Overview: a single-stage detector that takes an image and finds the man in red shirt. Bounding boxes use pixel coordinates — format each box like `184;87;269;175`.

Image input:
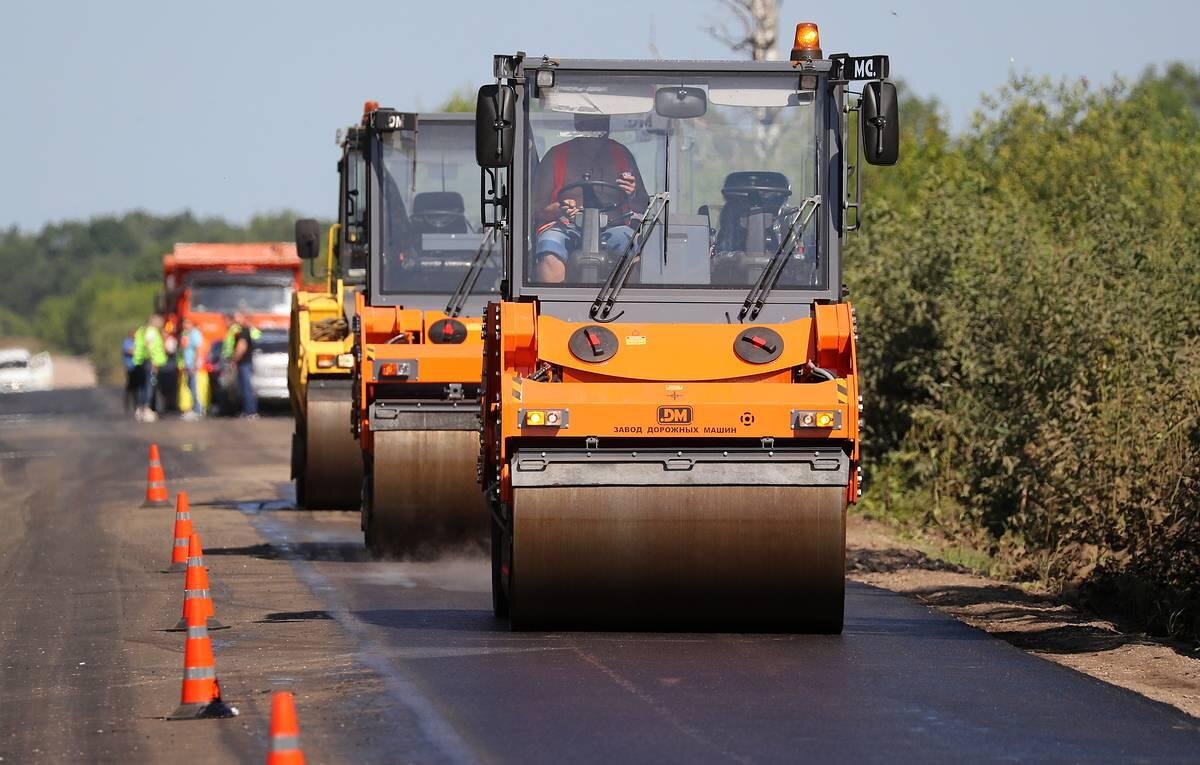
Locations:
532;114;650;283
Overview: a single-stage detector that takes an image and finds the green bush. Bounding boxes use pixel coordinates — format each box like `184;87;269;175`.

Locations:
850;68;1200;642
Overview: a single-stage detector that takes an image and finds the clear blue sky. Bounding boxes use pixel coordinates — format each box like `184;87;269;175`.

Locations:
2;0;1196;231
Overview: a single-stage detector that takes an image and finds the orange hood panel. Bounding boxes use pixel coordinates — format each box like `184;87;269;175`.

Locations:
535;316;814;382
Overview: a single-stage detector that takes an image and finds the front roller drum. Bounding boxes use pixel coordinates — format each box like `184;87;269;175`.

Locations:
506;485;846;631
297;396;363;509
366;430;487;556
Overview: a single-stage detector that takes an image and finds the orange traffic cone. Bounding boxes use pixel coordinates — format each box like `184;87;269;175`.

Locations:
169;533;229;631
266;691;307;764
168;581;238;720
165;492;193;573
143;443;170;507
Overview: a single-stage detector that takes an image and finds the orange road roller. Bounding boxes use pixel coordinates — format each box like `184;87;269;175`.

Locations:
474;27;899;628
352;107;499;555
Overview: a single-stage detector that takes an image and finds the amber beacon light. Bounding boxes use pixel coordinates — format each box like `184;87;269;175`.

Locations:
790;23;821;61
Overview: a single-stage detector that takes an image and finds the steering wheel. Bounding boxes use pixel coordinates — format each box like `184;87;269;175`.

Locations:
558;179;626;213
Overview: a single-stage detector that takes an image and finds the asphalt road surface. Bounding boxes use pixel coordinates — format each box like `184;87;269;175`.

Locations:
2;388;1198;763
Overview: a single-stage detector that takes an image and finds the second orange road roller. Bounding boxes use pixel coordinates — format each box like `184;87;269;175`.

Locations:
474;25;899;628
352;107;499;555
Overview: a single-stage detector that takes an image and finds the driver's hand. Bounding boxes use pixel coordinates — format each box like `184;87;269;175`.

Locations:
559;198;582;221
616;172;636;197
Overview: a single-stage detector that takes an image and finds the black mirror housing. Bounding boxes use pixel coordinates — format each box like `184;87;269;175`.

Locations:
861;81;899;166
476;84;516;168
294;218;321;260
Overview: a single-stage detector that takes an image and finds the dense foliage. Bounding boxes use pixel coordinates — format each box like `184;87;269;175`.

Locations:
849;65;1200;642
0;211;299;381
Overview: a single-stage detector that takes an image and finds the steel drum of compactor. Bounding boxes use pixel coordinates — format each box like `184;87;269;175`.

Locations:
368;429;487;555
301;394;363;509
508;485;846;630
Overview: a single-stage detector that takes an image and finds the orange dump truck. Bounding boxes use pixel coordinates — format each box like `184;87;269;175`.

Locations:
160;242;302;408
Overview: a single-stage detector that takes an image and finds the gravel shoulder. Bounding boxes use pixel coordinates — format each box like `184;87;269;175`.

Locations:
847;514;1200;718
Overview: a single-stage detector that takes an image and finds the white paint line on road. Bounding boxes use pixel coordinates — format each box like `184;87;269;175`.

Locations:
0;450;55;460
244;510;480;765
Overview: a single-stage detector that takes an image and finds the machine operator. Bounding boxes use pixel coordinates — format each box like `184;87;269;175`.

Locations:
532;113;649;283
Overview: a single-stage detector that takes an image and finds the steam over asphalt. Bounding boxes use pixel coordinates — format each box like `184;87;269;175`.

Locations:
1;388;1198;763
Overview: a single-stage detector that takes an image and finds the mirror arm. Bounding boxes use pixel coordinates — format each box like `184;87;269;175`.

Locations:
870;115;887;156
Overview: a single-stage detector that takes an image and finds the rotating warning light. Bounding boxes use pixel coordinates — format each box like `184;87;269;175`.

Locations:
363;100;380;116
790;23;821;62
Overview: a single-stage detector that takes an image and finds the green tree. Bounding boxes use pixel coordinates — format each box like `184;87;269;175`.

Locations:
439;86;476;113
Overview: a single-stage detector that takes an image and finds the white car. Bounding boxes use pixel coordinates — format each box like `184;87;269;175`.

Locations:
0;348;53;393
251;330;289;403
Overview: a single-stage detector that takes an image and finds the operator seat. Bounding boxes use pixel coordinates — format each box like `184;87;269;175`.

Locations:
410;191;471;235
712;171;792;285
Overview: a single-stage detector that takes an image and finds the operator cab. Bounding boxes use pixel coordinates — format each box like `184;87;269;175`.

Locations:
477;37;898;324
367;112;499;310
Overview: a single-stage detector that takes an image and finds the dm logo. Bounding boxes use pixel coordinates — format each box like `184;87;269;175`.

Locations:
657;405;694;424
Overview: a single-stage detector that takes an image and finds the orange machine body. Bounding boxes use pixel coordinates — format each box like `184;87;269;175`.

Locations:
481;301;860;506
355;292;485;454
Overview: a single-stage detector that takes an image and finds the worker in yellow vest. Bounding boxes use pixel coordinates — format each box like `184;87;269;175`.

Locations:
133;314;167;422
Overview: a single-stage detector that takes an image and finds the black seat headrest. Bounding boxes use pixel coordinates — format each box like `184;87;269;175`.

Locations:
412;191;465;214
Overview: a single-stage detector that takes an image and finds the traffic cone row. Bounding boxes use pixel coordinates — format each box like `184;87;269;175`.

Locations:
149;445;307;759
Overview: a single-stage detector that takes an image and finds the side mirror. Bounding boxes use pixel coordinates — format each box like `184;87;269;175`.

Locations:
294;218;321;260
861;81;899;166
476;84;516;168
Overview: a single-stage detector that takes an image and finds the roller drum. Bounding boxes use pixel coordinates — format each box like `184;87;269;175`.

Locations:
301;397;363;509
370;429;488;554
508;485;846;630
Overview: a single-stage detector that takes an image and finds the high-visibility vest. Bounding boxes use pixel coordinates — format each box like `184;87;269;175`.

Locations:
221;323;240;359
222;323;262;359
144;326;168;367
132;326;148;364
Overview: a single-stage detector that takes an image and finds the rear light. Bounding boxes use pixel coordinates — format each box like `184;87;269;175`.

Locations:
336;353;354;369
316;354;335;369
378;362;411;378
791;410;841;430
522;408;568;428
